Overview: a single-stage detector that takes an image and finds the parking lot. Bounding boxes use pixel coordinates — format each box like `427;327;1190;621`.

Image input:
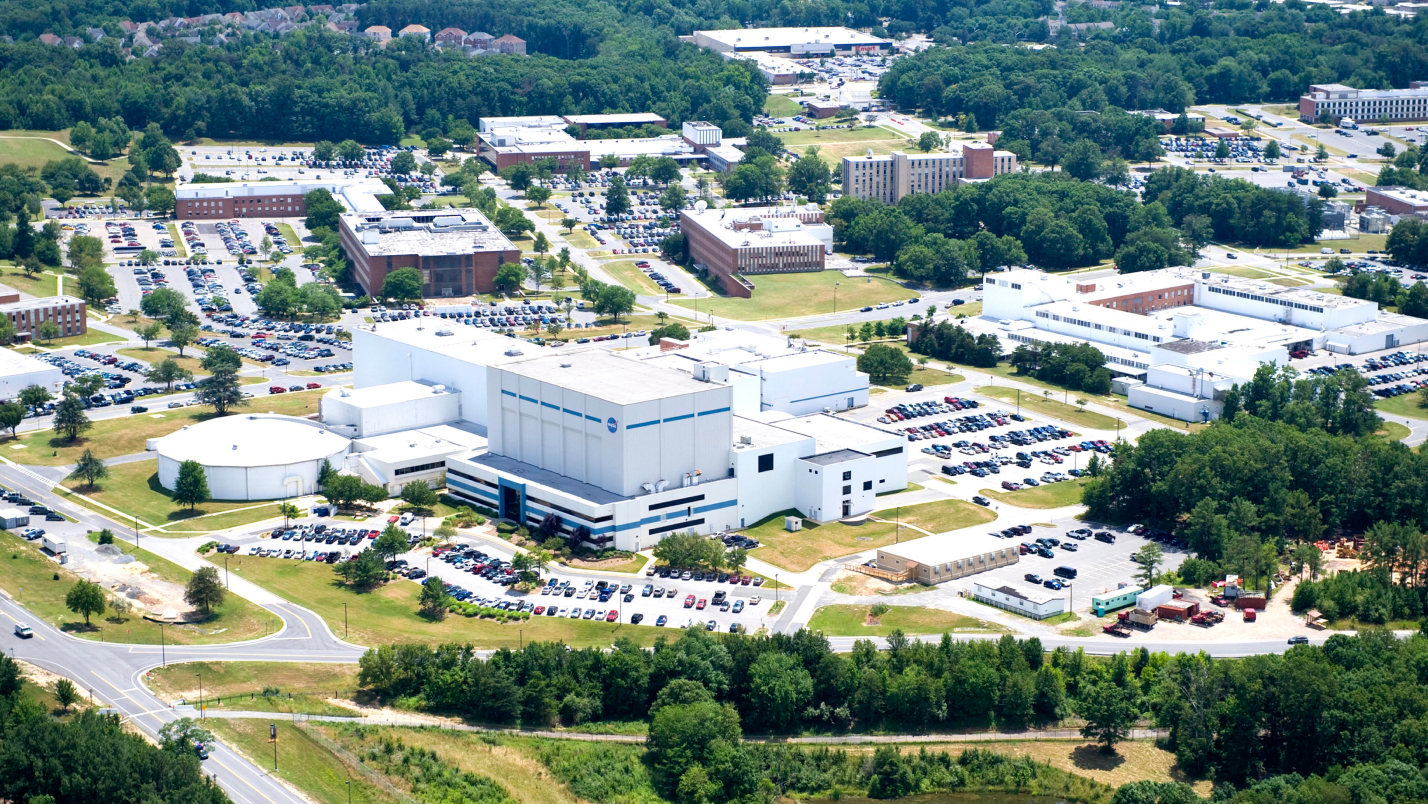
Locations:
217;514;779;633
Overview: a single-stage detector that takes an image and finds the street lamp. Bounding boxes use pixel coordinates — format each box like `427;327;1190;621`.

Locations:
196;673;203;720
833;280;839;313
343;603;348;638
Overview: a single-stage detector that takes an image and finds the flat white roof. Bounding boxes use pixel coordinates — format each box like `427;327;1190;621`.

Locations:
0;347;62;378
762;411;899;452
972;577;1059;605
694;26;888;49
355;318;544;370
588;136;695;159
177;177;388;201
563;113;667;126
883;530;1009;561
500;349;720;405
732;415;812;450
479;115;566;133
156;414;349;467
340;209;518;257
680;206;829;250
326;380;456;410
353;424;485;460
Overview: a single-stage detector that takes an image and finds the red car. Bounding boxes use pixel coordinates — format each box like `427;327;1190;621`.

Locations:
534;606;545;615
684;595;696;608
306;382;321;389
696;598;707;610
605;610;618;622
268;386;286;394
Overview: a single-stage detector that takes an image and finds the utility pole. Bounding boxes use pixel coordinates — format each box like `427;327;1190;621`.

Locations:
159;622;166;667
196;673;203;720
343;603;347;638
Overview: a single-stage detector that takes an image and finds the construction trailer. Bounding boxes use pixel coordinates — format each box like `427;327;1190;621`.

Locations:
1136;584;1175;611
1092;585;1142;617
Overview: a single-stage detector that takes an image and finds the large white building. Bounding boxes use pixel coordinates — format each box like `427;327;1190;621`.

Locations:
687;26;891;56
975;267;1428;421
151;415;351;500
0;348;64;401
629;329;870;415
841;145;1019;204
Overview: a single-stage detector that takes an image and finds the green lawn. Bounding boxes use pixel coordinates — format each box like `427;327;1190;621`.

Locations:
227;556;663;649
1376;394;1428;421
763;94;806;117
976;385;1119;430
745;500;995;572
1206;265;1274;279
670;272;914;321
600;260;663;295
980;478;1089;509
117;347;205;377
148;661;360;717
4;389;325;466
807;604;1005;636
0;133;132;186
1376;420;1412;443
900;364;965;389
166;224;187;258
0;530;270;644
210;720;402;804
564;230;599;250
67;458;285;528
0;265;59;298
35;329;126;349
883;498;998;534
777;126;901;148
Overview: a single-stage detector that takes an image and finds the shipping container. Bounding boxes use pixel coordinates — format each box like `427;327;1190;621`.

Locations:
1136;584;1174;611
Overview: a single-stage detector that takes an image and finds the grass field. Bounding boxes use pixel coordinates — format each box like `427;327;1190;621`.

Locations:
670;272;913;321
763;95;806;117
777;126;902;148
981;478;1089;509
0;530;270;644
210;720;402;804
1376;420;1413;442
807;604;1004;636
884;498;997;534
36;329;126;348
600;260;663;295
147;661;359;716
0;265;59;298
563;230;599;250
228;556;663;649
68;458;285;528
0;134;134;186
852;738;1207;794
976;385;1119;430
745;500;994;571
117;346;205;377
1206;265;1274;279
1375;394;1428;420
4;389;324;466
900;364;965;389
371;729;584;804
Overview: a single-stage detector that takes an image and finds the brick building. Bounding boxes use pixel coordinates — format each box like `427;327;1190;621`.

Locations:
681;205;833;298
338;209;521;299
840;142;1017;204
175;178;389;220
0;295;87;341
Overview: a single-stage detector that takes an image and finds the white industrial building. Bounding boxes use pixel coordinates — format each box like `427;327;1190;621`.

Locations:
629;329;870;415
321;381;462;438
347;425;485;494
877;532;1019;584
0;348;64;401
150;414;351;500
971;579;1067;620
413;347;909;552
974;267;1428;421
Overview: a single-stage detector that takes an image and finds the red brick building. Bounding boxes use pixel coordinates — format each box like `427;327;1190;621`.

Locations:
0;294;87;341
338;209;522;299
681;206;832;298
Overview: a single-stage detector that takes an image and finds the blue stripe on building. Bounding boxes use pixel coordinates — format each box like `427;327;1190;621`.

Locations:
541;401;560;411
500;390;517;398
790;387;867;404
697;407;730;417
693;499;737;514
564;408;582;417
626;419;659;429
447;476;498;501
662;413;693;423
585;415;601;423
518;395;538;404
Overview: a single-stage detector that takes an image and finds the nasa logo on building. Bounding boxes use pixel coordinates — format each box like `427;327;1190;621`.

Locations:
607;417;618;433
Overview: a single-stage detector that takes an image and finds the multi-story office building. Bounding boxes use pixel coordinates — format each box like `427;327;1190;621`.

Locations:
1299;82;1428;123
841;144;1018;204
175;178;389;220
337;209;521;299
0;295;87;341
680;204;833;298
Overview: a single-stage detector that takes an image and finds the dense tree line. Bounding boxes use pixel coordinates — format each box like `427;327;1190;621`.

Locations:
1142;167;1323;248
828;172;1188;278
909;320;1001;368
0;653;228;802
0;26;765;143
881;5;1428;126
1009;341;1112;395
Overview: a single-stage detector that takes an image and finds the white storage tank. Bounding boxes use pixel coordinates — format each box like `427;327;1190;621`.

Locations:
154;414;352;501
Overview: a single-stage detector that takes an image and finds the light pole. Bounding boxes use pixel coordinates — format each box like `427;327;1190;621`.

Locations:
833;281;839;313
196;672;203;720
159;621;166;667
343;603;348;638
223;554;229;589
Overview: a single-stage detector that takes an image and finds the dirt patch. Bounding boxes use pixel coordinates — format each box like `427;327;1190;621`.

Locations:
72;549;194;619
17;659;65;690
829;569;900;596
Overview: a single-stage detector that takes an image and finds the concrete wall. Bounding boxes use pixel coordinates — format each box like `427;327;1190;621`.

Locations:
795;452;875;522
351;328;490;431
320;387;461;437
730;435;815;528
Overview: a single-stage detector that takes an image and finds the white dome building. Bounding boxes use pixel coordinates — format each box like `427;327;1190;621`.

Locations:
153;414;352;501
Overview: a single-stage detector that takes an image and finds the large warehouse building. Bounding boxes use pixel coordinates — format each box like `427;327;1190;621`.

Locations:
680;204;833;298
971;267;1428;421
0;348;64;400
475;115;712;171
687;26;891;56
151;414;351;500
337;209;521;300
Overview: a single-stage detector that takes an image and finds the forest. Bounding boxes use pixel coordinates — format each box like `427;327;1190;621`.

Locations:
356;625;1428;804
